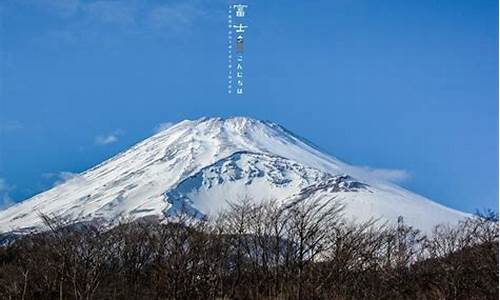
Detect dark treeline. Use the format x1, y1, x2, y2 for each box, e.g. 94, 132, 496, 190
0, 198, 498, 300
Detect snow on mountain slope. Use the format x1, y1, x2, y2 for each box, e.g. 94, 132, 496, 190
164, 151, 367, 217
0, 117, 468, 233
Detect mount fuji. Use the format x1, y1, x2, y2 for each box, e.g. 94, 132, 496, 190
0, 117, 468, 234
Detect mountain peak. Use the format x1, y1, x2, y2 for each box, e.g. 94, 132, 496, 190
162, 116, 277, 135
0, 117, 468, 234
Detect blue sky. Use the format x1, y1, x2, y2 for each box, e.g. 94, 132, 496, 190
0, 0, 497, 213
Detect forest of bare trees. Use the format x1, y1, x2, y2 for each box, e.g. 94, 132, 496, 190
0, 198, 498, 300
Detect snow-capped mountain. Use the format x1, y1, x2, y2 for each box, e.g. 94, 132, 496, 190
0, 117, 468, 233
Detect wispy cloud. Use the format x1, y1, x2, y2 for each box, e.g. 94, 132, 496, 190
149, 3, 205, 31
349, 166, 411, 184
31, 0, 80, 18
154, 122, 174, 133
83, 1, 136, 26
0, 120, 23, 134
0, 178, 15, 210
43, 171, 82, 186
95, 129, 124, 145
21, 0, 210, 39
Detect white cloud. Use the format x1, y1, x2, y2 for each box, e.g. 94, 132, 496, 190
31, 0, 80, 18
0, 178, 15, 210
95, 129, 124, 145
53, 171, 79, 186
364, 168, 411, 182
149, 3, 205, 31
0, 179, 9, 191
0, 120, 23, 133
95, 135, 118, 145
83, 1, 136, 26
348, 166, 411, 184
155, 122, 174, 133
25, 0, 209, 34
42, 171, 87, 187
